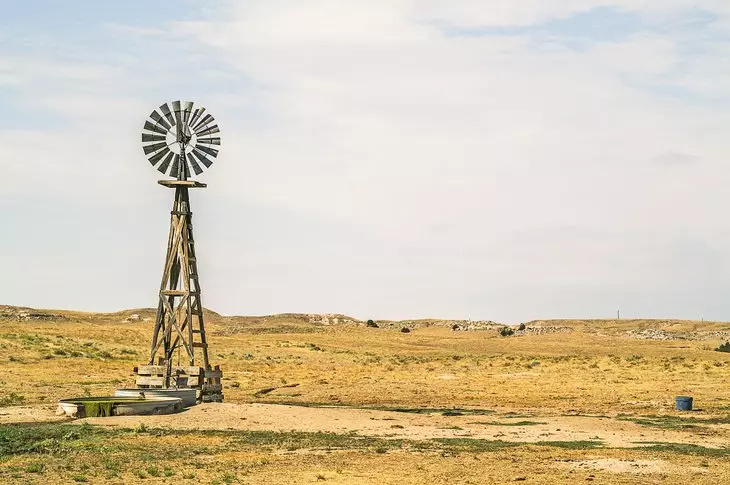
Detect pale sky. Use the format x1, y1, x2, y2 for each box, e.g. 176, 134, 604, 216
1, 1, 729, 322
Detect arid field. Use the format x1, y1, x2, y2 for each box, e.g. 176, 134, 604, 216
1, 305, 730, 484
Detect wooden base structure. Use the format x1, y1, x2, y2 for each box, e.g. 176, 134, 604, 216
135, 179, 223, 402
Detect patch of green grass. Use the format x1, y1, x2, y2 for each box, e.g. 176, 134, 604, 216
25, 462, 44, 473
534, 440, 604, 450
229, 429, 407, 452
618, 414, 730, 430
0, 422, 118, 455
222, 472, 237, 484
469, 421, 547, 426
632, 442, 730, 457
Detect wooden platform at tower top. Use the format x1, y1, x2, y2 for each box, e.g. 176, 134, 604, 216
134, 178, 223, 402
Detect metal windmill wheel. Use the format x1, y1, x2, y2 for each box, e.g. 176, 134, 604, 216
141, 100, 221, 179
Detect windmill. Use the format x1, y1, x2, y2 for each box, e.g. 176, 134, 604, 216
134, 100, 223, 402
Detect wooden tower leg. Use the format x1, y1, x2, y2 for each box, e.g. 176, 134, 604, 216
135, 180, 223, 402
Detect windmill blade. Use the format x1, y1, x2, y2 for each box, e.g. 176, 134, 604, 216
197, 137, 221, 146
192, 114, 214, 132
149, 111, 172, 131
144, 121, 168, 135
191, 148, 213, 169
172, 101, 183, 139
142, 133, 166, 143
159, 103, 175, 127
172, 100, 182, 124
148, 148, 170, 166
169, 154, 180, 178
143, 141, 168, 155
157, 151, 174, 173
188, 107, 205, 128
196, 125, 220, 137
195, 144, 219, 158
183, 101, 193, 124
186, 152, 204, 175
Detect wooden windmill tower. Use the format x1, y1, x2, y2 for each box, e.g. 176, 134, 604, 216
134, 100, 223, 402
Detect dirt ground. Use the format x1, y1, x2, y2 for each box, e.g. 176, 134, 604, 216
1, 307, 730, 483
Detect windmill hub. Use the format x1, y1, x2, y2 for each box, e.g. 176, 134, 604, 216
133, 100, 224, 403
165, 129, 197, 155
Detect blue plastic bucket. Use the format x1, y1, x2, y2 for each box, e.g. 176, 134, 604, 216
675, 396, 693, 411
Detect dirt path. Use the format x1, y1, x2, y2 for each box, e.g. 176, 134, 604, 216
7, 402, 726, 449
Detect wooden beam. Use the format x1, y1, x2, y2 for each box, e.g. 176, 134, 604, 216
136, 376, 165, 386
158, 180, 207, 188
136, 365, 166, 375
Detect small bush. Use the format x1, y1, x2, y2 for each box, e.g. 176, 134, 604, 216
366, 320, 378, 328
400, 327, 411, 333
499, 327, 514, 337
53, 348, 67, 356
26, 463, 44, 474
518, 323, 526, 331
0, 392, 25, 407
716, 342, 730, 353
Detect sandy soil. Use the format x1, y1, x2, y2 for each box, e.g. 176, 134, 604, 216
562, 458, 708, 475
0, 404, 67, 424
6, 402, 728, 450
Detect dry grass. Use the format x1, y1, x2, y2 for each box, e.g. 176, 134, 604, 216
2, 307, 730, 483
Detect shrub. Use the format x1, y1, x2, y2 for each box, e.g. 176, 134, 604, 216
26, 463, 44, 474
499, 327, 514, 337
716, 342, 730, 353
366, 319, 378, 328
518, 323, 526, 331
0, 392, 25, 407
400, 327, 411, 333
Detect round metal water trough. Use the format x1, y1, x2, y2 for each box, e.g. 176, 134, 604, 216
57, 396, 183, 418
115, 388, 197, 408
